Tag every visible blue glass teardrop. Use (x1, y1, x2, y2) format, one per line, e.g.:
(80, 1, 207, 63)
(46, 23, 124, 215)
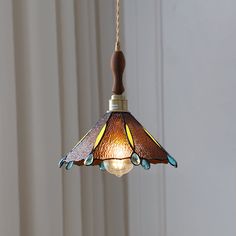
(65, 161, 74, 170)
(131, 153, 141, 166)
(58, 157, 66, 168)
(141, 159, 151, 170)
(84, 153, 94, 166)
(167, 155, 178, 168)
(99, 162, 106, 171)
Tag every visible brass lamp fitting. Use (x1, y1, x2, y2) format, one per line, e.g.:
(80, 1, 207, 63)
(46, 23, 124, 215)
(109, 95, 128, 112)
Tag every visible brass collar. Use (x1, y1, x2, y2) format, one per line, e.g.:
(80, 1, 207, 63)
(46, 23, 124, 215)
(109, 95, 128, 112)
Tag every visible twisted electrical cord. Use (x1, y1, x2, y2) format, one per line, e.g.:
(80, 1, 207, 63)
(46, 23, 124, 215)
(115, 0, 121, 51)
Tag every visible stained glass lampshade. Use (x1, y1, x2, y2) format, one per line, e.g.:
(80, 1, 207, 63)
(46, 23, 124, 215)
(59, 50, 177, 177)
(58, 0, 177, 177)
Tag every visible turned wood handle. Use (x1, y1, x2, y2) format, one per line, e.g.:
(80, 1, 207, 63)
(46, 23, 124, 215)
(111, 50, 125, 95)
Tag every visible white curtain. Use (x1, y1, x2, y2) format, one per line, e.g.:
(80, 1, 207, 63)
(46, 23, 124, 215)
(0, 0, 128, 235)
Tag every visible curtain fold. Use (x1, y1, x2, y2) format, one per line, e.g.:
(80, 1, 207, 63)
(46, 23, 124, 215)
(13, 0, 63, 235)
(56, 0, 83, 235)
(123, 0, 167, 235)
(0, 1, 20, 235)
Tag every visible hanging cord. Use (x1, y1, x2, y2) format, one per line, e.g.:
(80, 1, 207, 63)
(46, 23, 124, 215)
(115, 0, 121, 51)
(111, 0, 125, 95)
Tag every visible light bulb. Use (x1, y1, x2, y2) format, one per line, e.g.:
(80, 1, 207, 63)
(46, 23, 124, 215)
(103, 159, 133, 177)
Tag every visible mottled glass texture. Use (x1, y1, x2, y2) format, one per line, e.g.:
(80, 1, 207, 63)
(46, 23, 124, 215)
(64, 112, 174, 166)
(66, 112, 111, 165)
(123, 113, 168, 164)
(93, 113, 133, 160)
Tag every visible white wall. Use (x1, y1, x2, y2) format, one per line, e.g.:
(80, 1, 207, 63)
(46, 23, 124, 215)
(124, 0, 236, 236)
(163, 1, 236, 236)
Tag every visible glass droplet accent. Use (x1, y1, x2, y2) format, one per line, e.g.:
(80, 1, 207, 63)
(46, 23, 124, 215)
(58, 157, 66, 168)
(131, 153, 141, 166)
(65, 161, 74, 170)
(167, 155, 178, 168)
(84, 153, 94, 166)
(141, 159, 151, 170)
(99, 162, 106, 171)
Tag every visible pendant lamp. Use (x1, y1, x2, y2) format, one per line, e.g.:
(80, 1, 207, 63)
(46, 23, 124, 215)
(58, 0, 177, 177)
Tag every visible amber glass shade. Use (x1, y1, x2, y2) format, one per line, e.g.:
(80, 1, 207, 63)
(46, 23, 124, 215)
(59, 111, 177, 174)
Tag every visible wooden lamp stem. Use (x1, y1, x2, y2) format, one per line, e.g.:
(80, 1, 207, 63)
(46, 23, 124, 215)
(111, 50, 125, 95)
